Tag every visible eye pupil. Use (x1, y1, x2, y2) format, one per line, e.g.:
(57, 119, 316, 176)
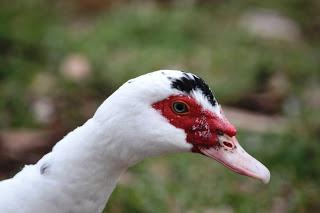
(172, 102, 189, 114)
(175, 103, 185, 111)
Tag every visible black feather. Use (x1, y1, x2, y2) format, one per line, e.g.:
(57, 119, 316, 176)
(171, 72, 217, 106)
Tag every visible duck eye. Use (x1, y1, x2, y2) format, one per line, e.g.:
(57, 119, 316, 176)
(172, 101, 189, 114)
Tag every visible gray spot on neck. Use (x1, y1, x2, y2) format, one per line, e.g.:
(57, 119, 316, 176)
(40, 163, 50, 175)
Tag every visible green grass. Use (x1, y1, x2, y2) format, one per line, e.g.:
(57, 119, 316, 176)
(1, 3, 319, 123)
(105, 132, 320, 213)
(0, 1, 319, 212)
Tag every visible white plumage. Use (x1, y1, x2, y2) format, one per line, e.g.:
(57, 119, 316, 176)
(0, 70, 270, 213)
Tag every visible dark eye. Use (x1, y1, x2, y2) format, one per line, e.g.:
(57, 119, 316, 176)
(216, 129, 224, 136)
(172, 101, 189, 114)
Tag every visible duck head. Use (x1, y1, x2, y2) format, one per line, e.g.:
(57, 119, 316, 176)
(94, 70, 270, 183)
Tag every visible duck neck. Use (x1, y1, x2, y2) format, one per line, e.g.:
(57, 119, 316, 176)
(37, 117, 130, 212)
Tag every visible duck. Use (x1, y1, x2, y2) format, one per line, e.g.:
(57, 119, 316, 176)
(0, 70, 270, 213)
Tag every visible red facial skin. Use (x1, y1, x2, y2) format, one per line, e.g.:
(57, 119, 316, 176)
(152, 95, 237, 152)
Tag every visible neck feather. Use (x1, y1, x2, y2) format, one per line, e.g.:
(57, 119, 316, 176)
(0, 118, 129, 213)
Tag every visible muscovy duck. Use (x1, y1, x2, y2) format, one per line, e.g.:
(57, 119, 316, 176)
(0, 70, 270, 213)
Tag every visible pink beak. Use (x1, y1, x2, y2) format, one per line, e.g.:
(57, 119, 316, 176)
(198, 134, 270, 184)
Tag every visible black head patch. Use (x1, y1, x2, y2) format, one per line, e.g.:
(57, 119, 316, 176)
(170, 72, 217, 106)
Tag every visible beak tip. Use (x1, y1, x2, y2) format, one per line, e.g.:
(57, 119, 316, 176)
(259, 167, 271, 184)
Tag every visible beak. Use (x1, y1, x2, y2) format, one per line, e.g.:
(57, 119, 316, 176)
(198, 134, 270, 184)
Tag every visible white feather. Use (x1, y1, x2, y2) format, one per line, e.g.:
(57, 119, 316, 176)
(1, 70, 218, 213)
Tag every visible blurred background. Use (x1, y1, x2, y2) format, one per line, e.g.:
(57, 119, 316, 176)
(0, 0, 319, 212)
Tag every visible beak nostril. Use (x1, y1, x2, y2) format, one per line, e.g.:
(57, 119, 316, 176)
(222, 141, 234, 149)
